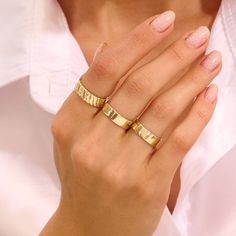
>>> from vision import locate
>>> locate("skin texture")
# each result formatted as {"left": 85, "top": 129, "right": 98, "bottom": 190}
{"left": 40, "top": 1, "right": 222, "bottom": 235}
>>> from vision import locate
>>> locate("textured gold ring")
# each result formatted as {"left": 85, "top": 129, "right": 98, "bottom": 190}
{"left": 102, "top": 103, "right": 133, "bottom": 130}
{"left": 131, "top": 121, "right": 161, "bottom": 147}
{"left": 74, "top": 80, "right": 106, "bottom": 108}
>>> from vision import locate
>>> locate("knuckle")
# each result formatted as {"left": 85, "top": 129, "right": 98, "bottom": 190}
{"left": 195, "top": 106, "right": 211, "bottom": 122}
{"left": 171, "top": 129, "right": 192, "bottom": 153}
{"left": 129, "top": 184, "right": 150, "bottom": 200}
{"left": 150, "top": 99, "right": 176, "bottom": 120}
{"left": 135, "top": 184, "right": 155, "bottom": 200}
{"left": 191, "top": 72, "right": 208, "bottom": 88}
{"left": 102, "top": 167, "right": 157, "bottom": 201}
{"left": 103, "top": 168, "right": 128, "bottom": 190}
{"left": 124, "top": 182, "right": 154, "bottom": 201}
{"left": 92, "top": 53, "right": 118, "bottom": 78}
{"left": 103, "top": 168, "right": 151, "bottom": 197}
{"left": 124, "top": 71, "right": 152, "bottom": 97}
{"left": 71, "top": 140, "right": 97, "bottom": 171}
{"left": 169, "top": 43, "right": 185, "bottom": 63}
{"left": 51, "top": 115, "right": 69, "bottom": 144}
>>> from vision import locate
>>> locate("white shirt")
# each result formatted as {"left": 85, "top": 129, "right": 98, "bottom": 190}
{"left": 0, "top": 0, "right": 236, "bottom": 235}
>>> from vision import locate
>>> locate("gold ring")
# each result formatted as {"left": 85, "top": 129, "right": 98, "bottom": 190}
{"left": 74, "top": 80, "right": 106, "bottom": 108}
{"left": 102, "top": 103, "right": 133, "bottom": 130}
{"left": 131, "top": 121, "right": 161, "bottom": 147}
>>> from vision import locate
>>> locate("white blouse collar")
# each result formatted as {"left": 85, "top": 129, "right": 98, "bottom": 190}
{"left": 222, "top": 0, "right": 236, "bottom": 61}
{"left": 29, "top": 0, "right": 88, "bottom": 114}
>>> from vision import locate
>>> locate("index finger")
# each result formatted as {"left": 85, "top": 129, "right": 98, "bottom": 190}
{"left": 80, "top": 11, "right": 176, "bottom": 100}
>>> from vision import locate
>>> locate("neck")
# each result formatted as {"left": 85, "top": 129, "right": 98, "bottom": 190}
{"left": 58, "top": 0, "right": 221, "bottom": 31}
{"left": 57, "top": 0, "right": 221, "bottom": 63}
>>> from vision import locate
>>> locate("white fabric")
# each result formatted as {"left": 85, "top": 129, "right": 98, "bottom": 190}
{"left": 0, "top": 0, "right": 236, "bottom": 235}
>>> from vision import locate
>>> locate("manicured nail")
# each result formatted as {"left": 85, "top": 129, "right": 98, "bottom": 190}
{"left": 150, "top": 11, "right": 176, "bottom": 33}
{"left": 185, "top": 26, "right": 210, "bottom": 48}
{"left": 205, "top": 84, "right": 218, "bottom": 103}
{"left": 200, "top": 51, "right": 222, "bottom": 72}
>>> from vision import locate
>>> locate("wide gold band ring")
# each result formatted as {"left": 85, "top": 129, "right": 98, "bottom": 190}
{"left": 131, "top": 121, "right": 161, "bottom": 147}
{"left": 102, "top": 103, "right": 133, "bottom": 130}
{"left": 74, "top": 80, "right": 106, "bottom": 108}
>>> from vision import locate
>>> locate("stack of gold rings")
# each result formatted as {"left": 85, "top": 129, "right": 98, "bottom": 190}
{"left": 74, "top": 80, "right": 106, "bottom": 107}
{"left": 74, "top": 80, "right": 161, "bottom": 147}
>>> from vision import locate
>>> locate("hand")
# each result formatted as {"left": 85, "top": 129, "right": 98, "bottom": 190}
{"left": 40, "top": 11, "right": 221, "bottom": 236}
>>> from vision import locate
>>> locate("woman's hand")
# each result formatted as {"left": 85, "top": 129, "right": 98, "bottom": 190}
{"left": 41, "top": 11, "right": 221, "bottom": 236}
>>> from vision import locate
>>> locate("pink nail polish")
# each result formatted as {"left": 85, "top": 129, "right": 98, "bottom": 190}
{"left": 150, "top": 11, "right": 176, "bottom": 33}
{"left": 201, "top": 51, "right": 222, "bottom": 72}
{"left": 205, "top": 84, "right": 218, "bottom": 103}
{"left": 185, "top": 26, "right": 210, "bottom": 48}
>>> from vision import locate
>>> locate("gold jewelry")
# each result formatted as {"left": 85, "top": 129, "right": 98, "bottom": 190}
{"left": 102, "top": 103, "right": 133, "bottom": 130}
{"left": 74, "top": 80, "right": 106, "bottom": 108}
{"left": 131, "top": 121, "right": 161, "bottom": 147}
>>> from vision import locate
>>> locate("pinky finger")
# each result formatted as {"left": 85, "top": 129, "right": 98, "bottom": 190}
{"left": 148, "top": 84, "right": 218, "bottom": 177}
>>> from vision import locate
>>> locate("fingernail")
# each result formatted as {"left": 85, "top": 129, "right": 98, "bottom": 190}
{"left": 185, "top": 26, "right": 210, "bottom": 48}
{"left": 205, "top": 84, "right": 218, "bottom": 103}
{"left": 150, "top": 11, "right": 176, "bottom": 33}
{"left": 200, "top": 51, "right": 222, "bottom": 72}
{"left": 92, "top": 42, "right": 107, "bottom": 62}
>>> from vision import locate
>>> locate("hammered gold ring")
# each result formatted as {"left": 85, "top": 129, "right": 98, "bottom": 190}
{"left": 131, "top": 121, "right": 161, "bottom": 147}
{"left": 102, "top": 103, "right": 133, "bottom": 130}
{"left": 74, "top": 80, "right": 106, "bottom": 108}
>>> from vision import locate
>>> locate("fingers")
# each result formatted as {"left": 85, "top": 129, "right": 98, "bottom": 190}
{"left": 108, "top": 26, "right": 210, "bottom": 122}
{"left": 147, "top": 84, "right": 218, "bottom": 178}
{"left": 131, "top": 50, "right": 221, "bottom": 153}
{"left": 81, "top": 11, "right": 176, "bottom": 99}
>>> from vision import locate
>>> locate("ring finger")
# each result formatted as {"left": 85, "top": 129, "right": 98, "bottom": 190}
{"left": 127, "top": 50, "right": 222, "bottom": 156}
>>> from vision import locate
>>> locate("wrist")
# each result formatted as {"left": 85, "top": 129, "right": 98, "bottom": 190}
{"left": 40, "top": 207, "right": 83, "bottom": 236}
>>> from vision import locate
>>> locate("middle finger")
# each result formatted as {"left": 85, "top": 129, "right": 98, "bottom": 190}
{"left": 101, "top": 26, "right": 210, "bottom": 129}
